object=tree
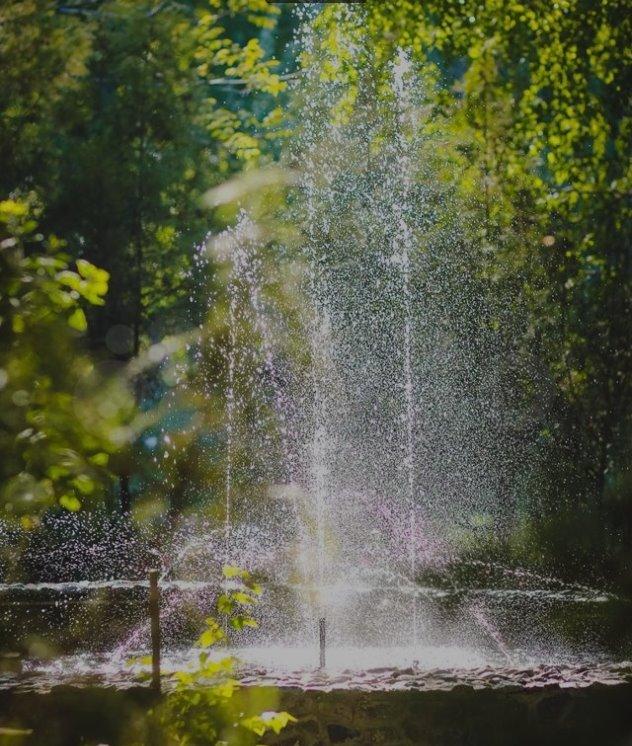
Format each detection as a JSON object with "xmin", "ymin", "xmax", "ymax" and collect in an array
[
  {"xmin": 0, "ymin": 1, "xmax": 93, "ymax": 194},
  {"xmin": 0, "ymin": 198, "xmax": 133, "ymax": 523},
  {"xmin": 1, "ymin": 0, "xmax": 289, "ymax": 355},
  {"xmin": 309, "ymin": 0, "xmax": 632, "ymax": 582},
  {"xmin": 0, "ymin": 1, "xmax": 291, "ymax": 513},
  {"xmin": 47, "ymin": 0, "xmax": 288, "ymax": 355}
]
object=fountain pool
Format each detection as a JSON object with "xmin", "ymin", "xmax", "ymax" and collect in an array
[{"xmin": 1, "ymin": 9, "xmax": 631, "ymax": 746}]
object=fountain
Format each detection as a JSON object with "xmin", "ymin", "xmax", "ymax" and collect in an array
[{"xmin": 0, "ymin": 7, "xmax": 631, "ymax": 746}]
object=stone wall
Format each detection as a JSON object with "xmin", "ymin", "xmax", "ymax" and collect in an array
[
  {"xmin": 0, "ymin": 683, "xmax": 631, "ymax": 745},
  {"xmin": 266, "ymin": 684, "xmax": 632, "ymax": 746}
]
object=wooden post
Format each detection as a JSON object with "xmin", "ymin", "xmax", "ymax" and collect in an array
[
  {"xmin": 148, "ymin": 569, "xmax": 161, "ymax": 693},
  {"xmin": 319, "ymin": 616, "xmax": 326, "ymax": 669}
]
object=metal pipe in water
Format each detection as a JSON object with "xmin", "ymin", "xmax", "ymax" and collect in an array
[
  {"xmin": 319, "ymin": 617, "xmax": 326, "ymax": 668},
  {"xmin": 148, "ymin": 569, "xmax": 162, "ymax": 693}
]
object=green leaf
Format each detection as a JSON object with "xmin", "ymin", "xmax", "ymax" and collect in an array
[
  {"xmin": 59, "ymin": 494, "xmax": 81, "ymax": 512},
  {"xmin": 217, "ymin": 594, "xmax": 234, "ymax": 614},
  {"xmin": 241, "ymin": 711, "xmax": 296, "ymax": 737},
  {"xmin": 88, "ymin": 452, "xmax": 109, "ymax": 466},
  {"xmin": 230, "ymin": 615, "xmax": 258, "ymax": 630},
  {"xmin": 72, "ymin": 474, "xmax": 95, "ymax": 495},
  {"xmin": 198, "ymin": 619, "xmax": 225, "ymax": 647},
  {"xmin": 67, "ymin": 308, "xmax": 87, "ymax": 332},
  {"xmin": 231, "ymin": 591, "xmax": 255, "ymax": 605},
  {"xmin": 222, "ymin": 564, "xmax": 247, "ymax": 579}
]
